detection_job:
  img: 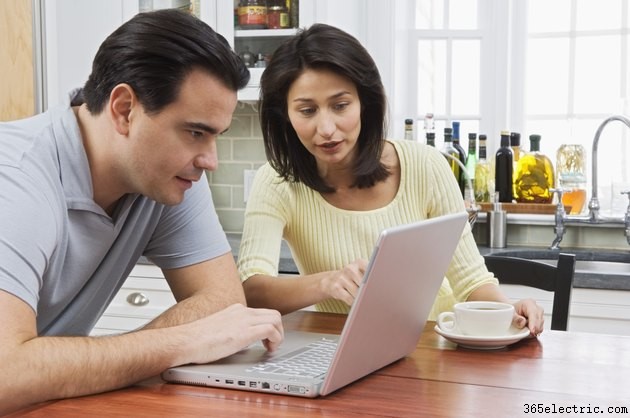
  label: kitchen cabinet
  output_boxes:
[91,264,175,336]
[500,284,630,336]
[208,0,316,101]
[0,0,40,120]
[44,1,391,107]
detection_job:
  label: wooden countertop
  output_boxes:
[10,311,630,417]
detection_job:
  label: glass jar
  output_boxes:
[267,0,289,29]
[237,0,267,29]
[556,144,587,214]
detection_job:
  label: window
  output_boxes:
[396,0,630,214]
[525,0,630,215]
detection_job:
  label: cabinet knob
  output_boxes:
[126,292,150,306]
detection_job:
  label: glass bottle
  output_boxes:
[514,134,555,203]
[267,0,289,29]
[239,46,255,67]
[510,132,521,199]
[474,134,491,203]
[423,113,434,129]
[441,127,461,186]
[451,121,467,197]
[423,113,435,146]
[465,133,477,201]
[404,118,414,141]
[510,132,521,162]
[288,0,299,28]
[495,131,514,203]
[556,144,587,214]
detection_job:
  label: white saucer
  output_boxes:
[434,325,531,350]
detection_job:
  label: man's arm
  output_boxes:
[0,254,283,416]
[143,252,245,329]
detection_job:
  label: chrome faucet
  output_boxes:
[550,114,630,249]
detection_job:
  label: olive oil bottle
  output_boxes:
[474,135,491,203]
[441,127,461,186]
[513,134,555,203]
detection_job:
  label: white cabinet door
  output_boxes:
[500,284,630,336]
[44,0,128,107]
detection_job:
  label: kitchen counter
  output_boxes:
[140,234,630,292]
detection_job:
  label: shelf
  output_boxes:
[479,203,569,215]
[235,28,298,38]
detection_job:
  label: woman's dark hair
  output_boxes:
[81,9,249,115]
[259,23,389,193]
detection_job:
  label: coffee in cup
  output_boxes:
[437,301,514,336]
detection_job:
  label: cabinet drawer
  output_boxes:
[92,315,152,334]
[106,281,176,319]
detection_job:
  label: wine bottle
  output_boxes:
[451,121,467,197]
[441,127,460,186]
[510,132,521,198]
[495,131,514,203]
[474,134,491,203]
[465,133,477,202]
[514,134,555,203]
[404,118,414,141]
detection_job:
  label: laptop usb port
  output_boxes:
[225,379,234,385]
[238,380,246,386]
[249,381,257,388]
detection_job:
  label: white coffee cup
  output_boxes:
[437,301,515,337]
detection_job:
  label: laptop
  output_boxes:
[162,212,468,397]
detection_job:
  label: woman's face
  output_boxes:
[286,68,362,170]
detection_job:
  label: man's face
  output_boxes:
[124,69,237,205]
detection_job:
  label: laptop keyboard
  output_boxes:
[246,337,338,378]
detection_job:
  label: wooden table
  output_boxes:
[11,311,630,417]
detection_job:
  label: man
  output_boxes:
[0,10,283,414]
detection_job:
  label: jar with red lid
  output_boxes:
[238,0,267,29]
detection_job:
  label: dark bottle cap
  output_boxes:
[405,118,413,125]
[452,121,460,139]
[510,132,521,146]
[529,134,541,151]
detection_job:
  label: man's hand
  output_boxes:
[176,303,284,365]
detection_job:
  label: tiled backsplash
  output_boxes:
[210,105,630,251]
[208,103,266,233]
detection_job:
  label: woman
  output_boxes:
[238,23,544,335]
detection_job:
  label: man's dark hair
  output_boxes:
[81,9,249,114]
[259,23,389,193]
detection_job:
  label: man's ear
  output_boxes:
[108,84,137,136]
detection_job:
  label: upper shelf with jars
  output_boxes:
[131,0,313,101]
[231,0,312,101]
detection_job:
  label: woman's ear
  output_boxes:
[108,84,137,136]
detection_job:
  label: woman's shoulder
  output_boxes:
[389,139,445,166]
[251,162,311,198]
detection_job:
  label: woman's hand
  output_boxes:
[467,284,545,336]
[512,298,545,336]
[319,259,369,306]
